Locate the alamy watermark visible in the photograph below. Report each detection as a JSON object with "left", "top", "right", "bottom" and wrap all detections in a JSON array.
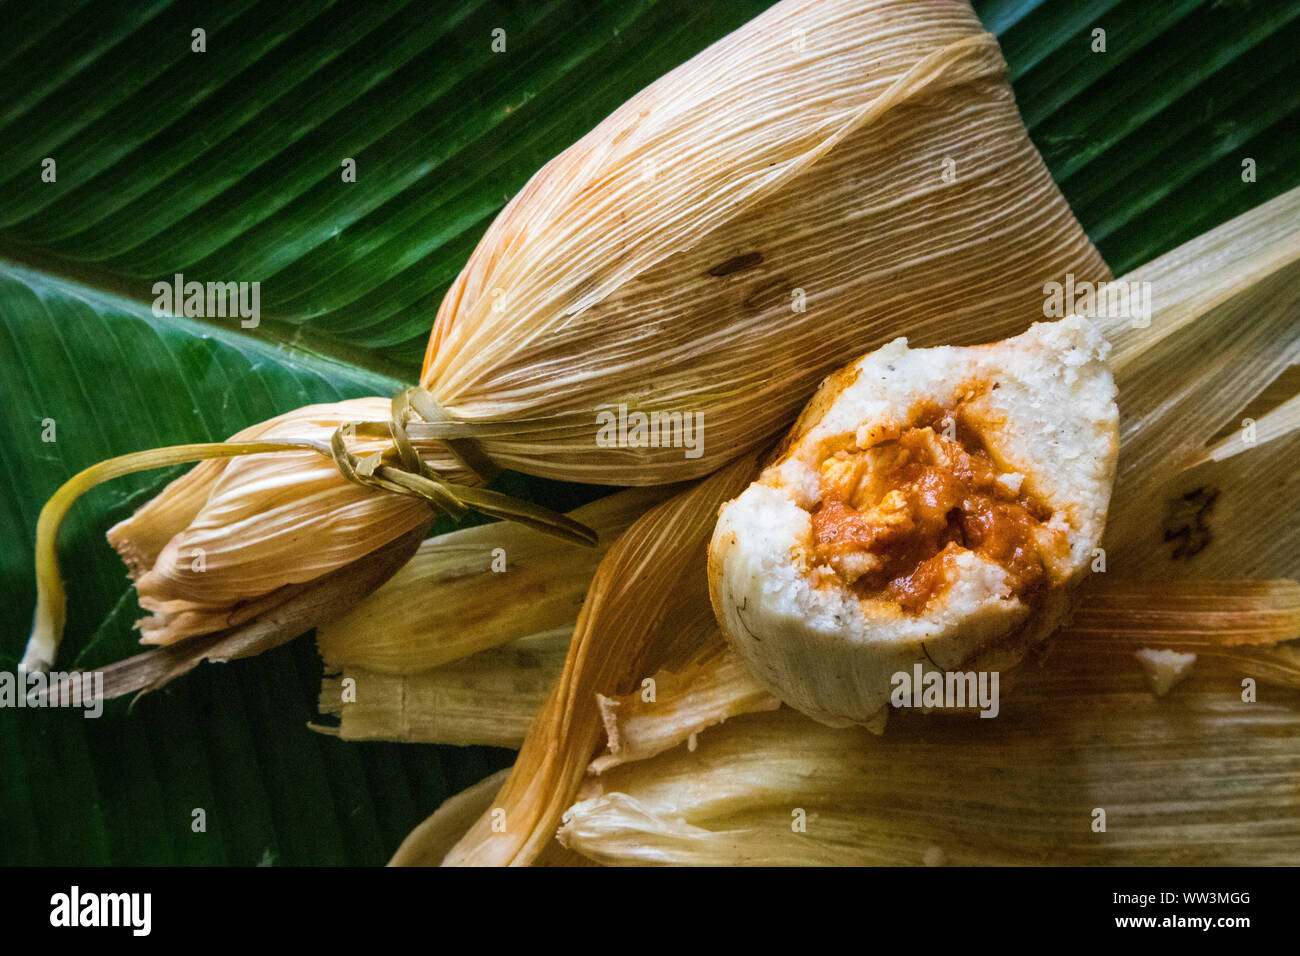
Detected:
[
  {"left": 50, "top": 886, "right": 150, "bottom": 935},
  {"left": 890, "top": 664, "right": 999, "bottom": 718},
  {"left": 595, "top": 403, "right": 704, "bottom": 459},
  {"left": 152, "top": 272, "right": 260, "bottom": 328},
  {"left": 1, "top": 670, "right": 103, "bottom": 718},
  {"left": 1043, "top": 274, "right": 1151, "bottom": 328}
]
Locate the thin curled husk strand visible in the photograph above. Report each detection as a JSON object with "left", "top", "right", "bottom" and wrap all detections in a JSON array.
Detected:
[{"left": 22, "top": 388, "right": 595, "bottom": 674}]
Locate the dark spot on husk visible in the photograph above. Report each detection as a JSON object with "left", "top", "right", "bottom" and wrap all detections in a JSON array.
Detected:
[
  {"left": 707, "top": 251, "right": 763, "bottom": 277},
  {"left": 1162, "top": 486, "right": 1219, "bottom": 559}
]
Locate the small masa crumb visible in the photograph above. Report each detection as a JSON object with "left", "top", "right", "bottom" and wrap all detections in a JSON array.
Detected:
[
  {"left": 1135, "top": 648, "right": 1197, "bottom": 697},
  {"left": 687, "top": 732, "right": 699, "bottom": 753},
  {"left": 995, "top": 471, "right": 1024, "bottom": 496},
  {"left": 923, "top": 845, "right": 947, "bottom": 867}
]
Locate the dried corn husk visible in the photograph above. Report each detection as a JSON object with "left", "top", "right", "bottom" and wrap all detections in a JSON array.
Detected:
[
  {"left": 585, "top": 579, "right": 1300, "bottom": 768},
  {"left": 590, "top": 644, "right": 779, "bottom": 774},
  {"left": 317, "top": 627, "right": 569, "bottom": 748},
  {"left": 436, "top": 454, "right": 758, "bottom": 866},
  {"left": 1211, "top": 364, "right": 1300, "bottom": 448},
  {"left": 1112, "top": 392, "right": 1300, "bottom": 580},
  {"left": 417, "top": 0, "right": 1105, "bottom": 483},
  {"left": 1200, "top": 389, "right": 1300, "bottom": 464},
  {"left": 26, "top": 0, "right": 1105, "bottom": 673},
  {"left": 1095, "top": 191, "right": 1300, "bottom": 555},
  {"left": 369, "top": 578, "right": 1297, "bottom": 861},
  {"left": 413, "top": 188, "right": 1300, "bottom": 866},
  {"left": 558, "top": 596, "right": 1300, "bottom": 865},
  {"left": 316, "top": 487, "right": 669, "bottom": 674},
  {"left": 38, "top": 525, "right": 429, "bottom": 704},
  {"left": 1067, "top": 579, "right": 1300, "bottom": 654}
]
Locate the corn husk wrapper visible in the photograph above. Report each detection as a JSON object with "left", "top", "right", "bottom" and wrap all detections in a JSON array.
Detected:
[
  {"left": 418, "top": 0, "right": 1107, "bottom": 483},
  {"left": 102, "top": 398, "right": 469, "bottom": 647},
  {"left": 377, "top": 573, "right": 1297, "bottom": 867},
  {"left": 411, "top": 189, "right": 1300, "bottom": 866},
  {"left": 558, "top": 637, "right": 1300, "bottom": 866},
  {"left": 316, "top": 486, "right": 669, "bottom": 674},
  {"left": 314, "top": 488, "right": 672, "bottom": 747}
]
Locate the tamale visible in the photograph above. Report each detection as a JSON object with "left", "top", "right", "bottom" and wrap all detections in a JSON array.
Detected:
[{"left": 24, "top": 0, "right": 1105, "bottom": 670}]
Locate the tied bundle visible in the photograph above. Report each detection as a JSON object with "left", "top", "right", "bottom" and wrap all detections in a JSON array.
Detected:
[{"left": 23, "top": 0, "right": 1106, "bottom": 674}]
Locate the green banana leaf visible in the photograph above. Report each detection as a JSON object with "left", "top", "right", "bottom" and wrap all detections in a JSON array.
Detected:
[{"left": 1, "top": 0, "right": 1296, "bottom": 864}]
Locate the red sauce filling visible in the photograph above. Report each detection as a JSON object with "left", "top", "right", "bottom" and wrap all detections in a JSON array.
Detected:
[{"left": 808, "top": 417, "right": 1055, "bottom": 613}]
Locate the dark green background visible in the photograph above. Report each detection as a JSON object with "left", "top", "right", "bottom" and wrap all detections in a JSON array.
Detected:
[{"left": 1, "top": 0, "right": 1296, "bottom": 864}]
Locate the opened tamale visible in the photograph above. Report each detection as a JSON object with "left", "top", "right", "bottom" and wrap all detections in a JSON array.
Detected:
[
  {"left": 411, "top": 188, "right": 1300, "bottom": 867},
  {"left": 708, "top": 315, "right": 1119, "bottom": 728}
]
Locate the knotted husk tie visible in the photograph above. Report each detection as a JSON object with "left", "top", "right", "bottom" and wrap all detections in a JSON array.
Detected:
[{"left": 327, "top": 388, "right": 595, "bottom": 543}]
